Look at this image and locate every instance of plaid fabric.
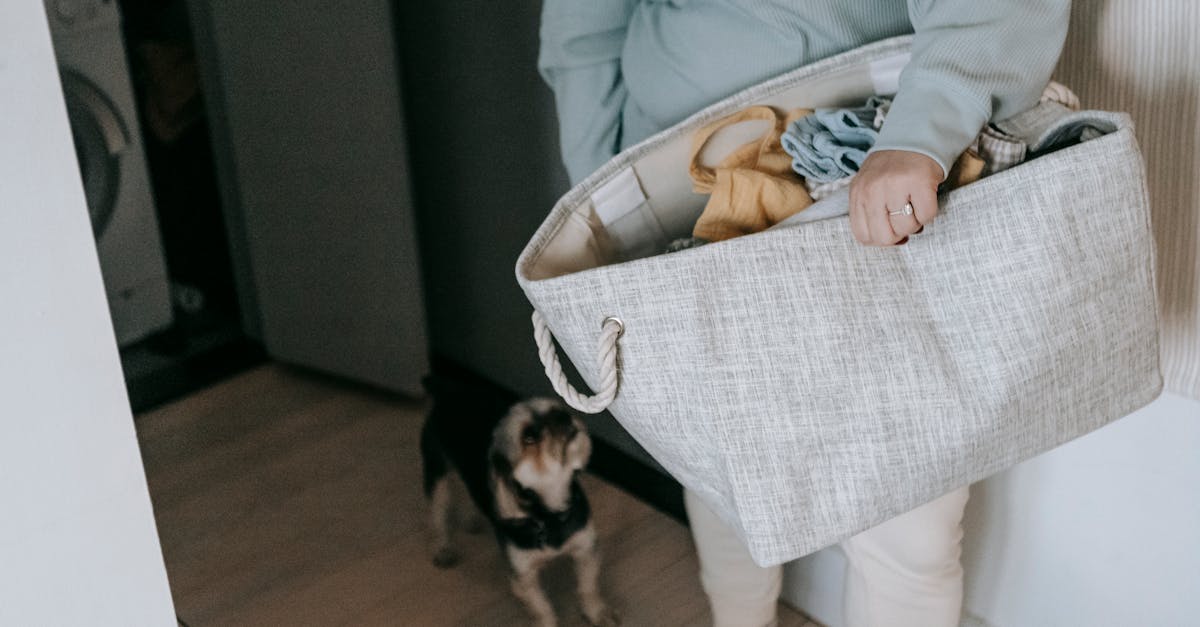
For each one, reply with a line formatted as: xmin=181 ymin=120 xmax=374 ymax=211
xmin=975 ymin=126 xmax=1028 ymax=175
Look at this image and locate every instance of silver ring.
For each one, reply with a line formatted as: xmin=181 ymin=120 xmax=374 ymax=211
xmin=888 ymin=201 xmax=915 ymax=217
xmin=602 ymin=316 xmax=625 ymax=338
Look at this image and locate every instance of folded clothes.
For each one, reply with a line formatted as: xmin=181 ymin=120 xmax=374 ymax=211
xmin=1040 ymin=80 xmax=1080 ymax=111
xmin=687 ymin=106 xmax=816 ymax=243
xmin=973 ymin=82 xmax=1078 ymax=175
xmin=975 ymin=125 xmax=1027 ymax=176
xmin=944 ymin=148 xmax=986 ymax=189
xmin=792 ymin=93 xmax=993 ymax=197
xmin=680 ymin=82 xmax=1079 ymax=252
xmin=781 ymin=97 xmax=891 ymax=182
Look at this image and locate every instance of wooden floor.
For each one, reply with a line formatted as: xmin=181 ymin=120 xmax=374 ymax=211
xmin=136 ymin=364 xmax=816 ymax=626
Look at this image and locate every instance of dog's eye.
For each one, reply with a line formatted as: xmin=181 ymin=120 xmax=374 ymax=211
xmin=521 ymin=426 xmax=539 ymax=445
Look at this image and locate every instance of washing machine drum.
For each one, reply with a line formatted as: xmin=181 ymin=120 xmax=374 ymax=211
xmin=60 ymin=68 xmax=128 ymax=239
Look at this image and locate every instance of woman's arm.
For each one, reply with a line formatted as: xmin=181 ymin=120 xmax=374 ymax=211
xmin=874 ymin=0 xmax=1072 ymax=175
xmin=538 ymin=0 xmax=637 ymax=184
xmin=851 ymin=0 xmax=1071 ymax=247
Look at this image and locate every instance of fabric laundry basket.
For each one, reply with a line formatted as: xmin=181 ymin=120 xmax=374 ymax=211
xmin=515 ymin=36 xmax=1162 ymax=566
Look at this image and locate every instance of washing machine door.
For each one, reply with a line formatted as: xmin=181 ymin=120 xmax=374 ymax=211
xmin=59 ymin=68 xmax=128 ymax=239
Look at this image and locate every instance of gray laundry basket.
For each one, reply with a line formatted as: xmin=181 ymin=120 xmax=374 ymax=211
xmin=515 ymin=36 xmax=1162 ymax=566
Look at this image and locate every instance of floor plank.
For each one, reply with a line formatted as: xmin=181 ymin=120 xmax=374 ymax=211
xmin=137 ymin=364 xmax=817 ymax=626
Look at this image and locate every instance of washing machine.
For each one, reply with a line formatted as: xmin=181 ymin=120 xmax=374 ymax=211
xmin=44 ymin=0 xmax=173 ymax=347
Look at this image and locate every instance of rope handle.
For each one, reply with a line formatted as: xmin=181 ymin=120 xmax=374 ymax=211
xmin=532 ymin=310 xmax=624 ymax=414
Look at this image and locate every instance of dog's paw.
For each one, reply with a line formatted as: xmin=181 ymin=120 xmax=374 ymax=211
xmin=583 ymin=605 xmax=620 ymax=627
xmin=431 ymin=546 xmax=461 ymax=569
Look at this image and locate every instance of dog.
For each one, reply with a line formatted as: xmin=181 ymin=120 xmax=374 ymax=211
xmin=421 ymin=375 xmax=619 ymax=627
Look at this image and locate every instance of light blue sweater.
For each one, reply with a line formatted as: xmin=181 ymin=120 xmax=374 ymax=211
xmin=538 ymin=0 xmax=1071 ymax=184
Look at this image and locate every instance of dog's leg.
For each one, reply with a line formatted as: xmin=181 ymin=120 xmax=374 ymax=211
xmin=428 ymin=476 xmax=460 ymax=567
xmin=420 ymin=420 xmax=446 ymax=497
xmin=507 ymin=547 xmax=558 ymax=627
xmin=460 ymin=504 xmax=489 ymax=535
xmin=569 ymin=525 xmax=619 ymax=626
xmin=421 ymin=422 xmax=459 ymax=568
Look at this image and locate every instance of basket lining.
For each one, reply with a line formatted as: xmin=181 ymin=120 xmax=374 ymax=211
xmin=522 ymin=50 xmax=1116 ymax=282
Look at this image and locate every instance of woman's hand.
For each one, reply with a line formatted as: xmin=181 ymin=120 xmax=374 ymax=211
xmin=848 ymin=150 xmax=944 ymax=246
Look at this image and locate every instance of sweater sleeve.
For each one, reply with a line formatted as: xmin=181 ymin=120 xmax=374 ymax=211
xmin=870 ymin=0 xmax=1071 ymax=178
xmin=538 ymin=0 xmax=637 ymax=184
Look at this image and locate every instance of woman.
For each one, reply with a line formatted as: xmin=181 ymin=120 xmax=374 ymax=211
xmin=539 ymin=2 xmax=1070 ymax=625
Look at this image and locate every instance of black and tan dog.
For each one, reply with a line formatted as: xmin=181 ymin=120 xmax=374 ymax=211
xmin=421 ymin=376 xmax=619 ymax=627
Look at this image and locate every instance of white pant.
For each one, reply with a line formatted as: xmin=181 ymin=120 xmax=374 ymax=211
xmin=685 ymin=486 xmax=970 ymax=627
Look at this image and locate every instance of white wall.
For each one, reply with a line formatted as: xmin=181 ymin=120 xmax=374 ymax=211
xmin=782 ymin=392 xmax=1200 ymax=627
xmin=0 ymin=1 xmax=177 ymax=624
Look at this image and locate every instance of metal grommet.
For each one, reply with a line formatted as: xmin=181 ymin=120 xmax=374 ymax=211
xmin=601 ymin=316 xmax=625 ymax=338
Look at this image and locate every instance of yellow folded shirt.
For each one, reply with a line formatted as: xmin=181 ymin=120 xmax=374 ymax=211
xmin=689 ymin=106 xmax=815 ymax=242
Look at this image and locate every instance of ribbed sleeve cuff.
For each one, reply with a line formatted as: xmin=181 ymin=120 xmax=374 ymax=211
xmin=870 ymin=72 xmax=991 ymax=180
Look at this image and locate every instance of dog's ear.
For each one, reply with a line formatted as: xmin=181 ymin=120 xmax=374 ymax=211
xmin=566 ymin=415 xmax=593 ymax=471
xmin=485 ymin=407 xmax=509 ymax=474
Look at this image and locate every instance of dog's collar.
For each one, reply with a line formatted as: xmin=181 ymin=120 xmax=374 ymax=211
xmin=510 ymin=479 xmax=542 ymax=507
xmin=495 ymin=481 xmax=590 ymax=550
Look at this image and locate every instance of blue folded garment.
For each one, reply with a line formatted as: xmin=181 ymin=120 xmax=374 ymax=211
xmin=781 ymin=97 xmax=890 ymax=182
